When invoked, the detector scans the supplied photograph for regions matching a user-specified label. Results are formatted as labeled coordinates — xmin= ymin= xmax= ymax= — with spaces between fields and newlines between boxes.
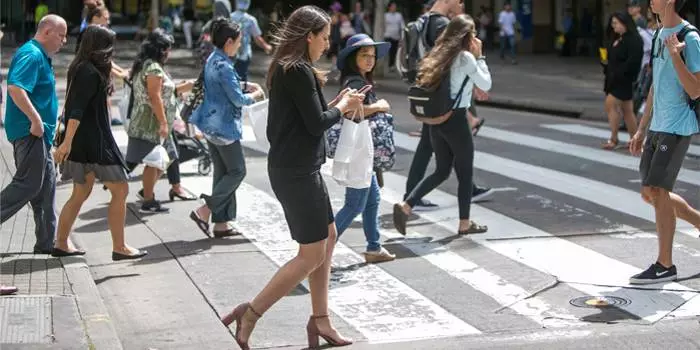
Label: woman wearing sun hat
xmin=329 ymin=33 xmax=397 ymax=263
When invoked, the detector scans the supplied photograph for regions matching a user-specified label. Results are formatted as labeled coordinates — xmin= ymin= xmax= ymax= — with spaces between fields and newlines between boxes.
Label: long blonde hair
xmin=417 ymin=14 xmax=476 ymax=90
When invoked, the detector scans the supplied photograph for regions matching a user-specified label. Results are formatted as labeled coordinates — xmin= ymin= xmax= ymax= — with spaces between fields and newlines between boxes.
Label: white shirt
xmin=638 ymin=27 xmax=653 ymax=68
xmin=498 ymin=10 xmax=517 ymax=36
xmin=384 ymin=12 xmax=404 ymax=40
xmin=450 ymin=51 xmax=492 ymax=109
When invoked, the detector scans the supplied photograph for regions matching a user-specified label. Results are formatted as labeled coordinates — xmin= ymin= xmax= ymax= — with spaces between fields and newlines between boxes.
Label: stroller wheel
xmin=198 ymin=158 xmax=211 ymax=176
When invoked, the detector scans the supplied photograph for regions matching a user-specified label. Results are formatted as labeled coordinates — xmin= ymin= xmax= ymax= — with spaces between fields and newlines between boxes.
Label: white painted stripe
xmin=667 ymin=294 xmax=700 ymax=319
xmin=541 ymin=123 xmax=700 ymax=157
xmin=239 ymin=125 xmax=581 ymax=328
xmin=391 ymin=131 xmax=698 ymax=233
xmin=180 ymin=176 xmax=481 ymax=343
xmin=372 ymin=169 xmax=699 ymax=324
xmin=479 ymin=126 xmax=700 ymax=187
xmin=246 ymin=124 xmax=700 ymax=322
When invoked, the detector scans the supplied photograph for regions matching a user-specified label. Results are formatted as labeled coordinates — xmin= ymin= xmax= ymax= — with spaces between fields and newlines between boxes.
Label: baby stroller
xmin=172 ymin=117 xmax=212 ymax=176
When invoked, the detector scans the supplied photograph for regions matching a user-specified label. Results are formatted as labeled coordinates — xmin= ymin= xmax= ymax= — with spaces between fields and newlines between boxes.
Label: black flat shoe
xmin=112 ymin=250 xmax=148 ymax=261
xmin=51 ymin=248 xmax=87 ymax=257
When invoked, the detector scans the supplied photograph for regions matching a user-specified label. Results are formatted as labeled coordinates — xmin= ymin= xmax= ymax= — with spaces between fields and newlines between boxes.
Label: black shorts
xmin=639 ymin=131 xmax=691 ymax=191
xmin=268 ymin=167 xmax=334 ymax=245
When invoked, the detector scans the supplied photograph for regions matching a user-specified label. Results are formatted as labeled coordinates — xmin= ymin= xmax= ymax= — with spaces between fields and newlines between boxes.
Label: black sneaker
xmin=629 ymin=262 xmax=677 ymax=285
xmin=139 ymin=200 xmax=170 ymax=214
xmin=472 ymin=186 xmax=494 ymax=203
xmin=412 ymin=199 xmax=439 ymax=212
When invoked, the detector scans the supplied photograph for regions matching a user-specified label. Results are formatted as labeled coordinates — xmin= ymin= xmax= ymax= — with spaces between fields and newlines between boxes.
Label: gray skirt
xmin=125 ymin=136 xmax=178 ymax=166
xmin=60 ymin=161 xmax=128 ymax=184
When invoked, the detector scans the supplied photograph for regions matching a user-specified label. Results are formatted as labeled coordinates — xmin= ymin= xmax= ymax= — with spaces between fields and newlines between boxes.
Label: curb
xmin=246 ymin=67 xmax=594 ymax=120
xmin=62 ymin=234 xmax=124 ymax=350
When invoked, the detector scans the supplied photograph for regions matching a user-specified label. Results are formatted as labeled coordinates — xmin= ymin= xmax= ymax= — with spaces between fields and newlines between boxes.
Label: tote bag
xmin=243 ymin=93 xmax=269 ymax=151
xmin=332 ymin=108 xmax=374 ymax=189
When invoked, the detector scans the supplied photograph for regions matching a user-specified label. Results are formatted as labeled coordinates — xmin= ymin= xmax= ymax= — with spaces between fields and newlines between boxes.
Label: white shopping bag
xmin=243 ymin=98 xmax=270 ymax=151
xmin=142 ymin=143 xmax=171 ymax=171
xmin=332 ymin=109 xmax=374 ymax=189
xmin=117 ymin=84 xmax=131 ymax=127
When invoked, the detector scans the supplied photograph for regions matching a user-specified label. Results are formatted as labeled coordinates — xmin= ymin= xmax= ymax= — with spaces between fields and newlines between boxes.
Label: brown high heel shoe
xmin=306 ymin=315 xmax=353 ymax=349
xmin=221 ymin=302 xmax=261 ymax=350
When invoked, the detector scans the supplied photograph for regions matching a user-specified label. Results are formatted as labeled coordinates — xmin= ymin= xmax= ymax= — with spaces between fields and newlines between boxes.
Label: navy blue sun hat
xmin=336 ymin=33 xmax=391 ymax=71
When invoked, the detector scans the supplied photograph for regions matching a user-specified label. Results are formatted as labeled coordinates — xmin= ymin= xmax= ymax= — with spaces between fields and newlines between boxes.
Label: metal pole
xmin=151 ymin=0 xmax=159 ymax=32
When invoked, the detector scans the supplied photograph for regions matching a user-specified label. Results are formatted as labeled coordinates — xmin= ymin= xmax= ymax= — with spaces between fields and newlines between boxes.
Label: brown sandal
xmin=601 ymin=139 xmax=618 ymax=150
xmin=458 ymin=221 xmax=488 ymax=235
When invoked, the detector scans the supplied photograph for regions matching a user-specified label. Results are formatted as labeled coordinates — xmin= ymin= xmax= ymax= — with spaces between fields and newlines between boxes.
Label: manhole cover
xmin=569 ymin=296 xmax=631 ymax=308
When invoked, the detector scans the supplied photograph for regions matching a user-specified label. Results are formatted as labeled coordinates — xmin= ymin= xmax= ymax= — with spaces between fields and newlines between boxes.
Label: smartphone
xmin=329 ymin=87 xmax=351 ymax=106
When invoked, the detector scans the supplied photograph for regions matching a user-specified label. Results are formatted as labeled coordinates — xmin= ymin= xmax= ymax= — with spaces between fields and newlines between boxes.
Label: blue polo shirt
xmin=4 ymin=39 xmax=58 ymax=146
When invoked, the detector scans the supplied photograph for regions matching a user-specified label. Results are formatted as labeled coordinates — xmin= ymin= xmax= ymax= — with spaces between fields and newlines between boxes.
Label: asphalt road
xmin=53 ymin=74 xmax=700 ymax=349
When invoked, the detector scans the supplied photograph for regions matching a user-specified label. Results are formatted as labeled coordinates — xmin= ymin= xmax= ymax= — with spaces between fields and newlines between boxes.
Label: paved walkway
xmin=2 ymin=40 xmax=607 ymax=120
xmin=0 ymin=134 xmax=122 ymax=349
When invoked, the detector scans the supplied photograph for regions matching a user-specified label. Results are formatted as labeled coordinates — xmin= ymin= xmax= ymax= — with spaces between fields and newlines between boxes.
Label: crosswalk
xmin=109 ymin=117 xmax=700 ymax=346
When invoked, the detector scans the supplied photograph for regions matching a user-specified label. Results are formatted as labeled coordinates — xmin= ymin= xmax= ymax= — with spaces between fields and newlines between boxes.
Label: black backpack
xmin=396 ymin=13 xmax=441 ymax=84
xmin=650 ymin=24 xmax=700 ymax=125
xmin=408 ymin=70 xmax=469 ymax=122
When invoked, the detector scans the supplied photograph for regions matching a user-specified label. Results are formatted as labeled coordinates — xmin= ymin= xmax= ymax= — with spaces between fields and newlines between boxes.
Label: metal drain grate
xmin=569 ymin=296 xmax=632 ymax=308
xmin=0 ymin=297 xmax=53 ymax=344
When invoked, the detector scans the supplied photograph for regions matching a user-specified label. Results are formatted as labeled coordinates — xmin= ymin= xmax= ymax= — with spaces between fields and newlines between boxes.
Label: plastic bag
xmin=243 ymin=97 xmax=269 ymax=151
xmin=332 ymin=108 xmax=374 ymax=189
xmin=142 ymin=143 xmax=171 ymax=171
xmin=117 ymin=84 xmax=132 ymax=127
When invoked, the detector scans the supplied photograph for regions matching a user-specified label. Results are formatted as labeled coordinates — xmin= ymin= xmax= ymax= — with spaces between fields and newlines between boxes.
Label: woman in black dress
xmin=53 ymin=25 xmax=147 ymax=261
xmin=220 ymin=5 xmax=364 ymax=350
xmin=602 ymin=12 xmax=643 ymax=150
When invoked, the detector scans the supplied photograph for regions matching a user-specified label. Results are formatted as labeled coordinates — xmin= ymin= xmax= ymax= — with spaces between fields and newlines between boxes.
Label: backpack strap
xmin=452 ymin=75 xmax=471 ymax=109
xmin=650 ymin=28 xmax=660 ymax=70
xmin=677 ymin=24 xmax=700 ymax=62
xmin=418 ymin=13 xmax=441 ymax=58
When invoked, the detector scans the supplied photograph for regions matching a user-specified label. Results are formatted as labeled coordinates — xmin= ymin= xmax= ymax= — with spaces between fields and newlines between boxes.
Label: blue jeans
xmin=500 ymin=35 xmax=516 ymax=59
xmin=334 ymin=174 xmax=381 ymax=252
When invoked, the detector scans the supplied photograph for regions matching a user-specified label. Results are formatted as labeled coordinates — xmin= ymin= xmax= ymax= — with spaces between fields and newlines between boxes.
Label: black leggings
xmin=386 ymin=38 xmax=399 ymax=68
xmin=406 ymin=108 xmax=474 ymax=219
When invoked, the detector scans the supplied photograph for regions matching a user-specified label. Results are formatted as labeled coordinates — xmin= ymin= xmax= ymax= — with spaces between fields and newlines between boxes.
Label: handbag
xmin=328 ymin=112 xmax=395 ymax=172
xmin=368 ymin=112 xmax=395 ymax=171
xmin=180 ymin=68 xmax=205 ymax=122
xmin=242 ymin=91 xmax=269 ymax=151
xmin=332 ymin=107 xmax=374 ymax=189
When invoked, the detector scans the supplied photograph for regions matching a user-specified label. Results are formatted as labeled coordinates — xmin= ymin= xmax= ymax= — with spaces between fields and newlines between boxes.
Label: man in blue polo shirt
xmin=629 ymin=0 xmax=700 ymax=284
xmin=1 ymin=14 xmax=67 ymax=255
xmin=230 ymin=0 xmax=272 ymax=81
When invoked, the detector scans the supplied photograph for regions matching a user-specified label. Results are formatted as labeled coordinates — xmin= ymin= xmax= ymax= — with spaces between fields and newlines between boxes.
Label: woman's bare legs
xmin=54 ymin=174 xmax=95 ymax=252
xmin=603 ymin=94 xmax=621 ymax=149
xmin=307 ymin=223 xmax=348 ymax=338
xmin=233 ymin=236 xmax=328 ymax=344
xmin=142 ymin=166 xmax=162 ymax=201
xmin=103 ymin=181 xmax=140 ymax=254
xmin=620 ymin=100 xmax=638 ymax=139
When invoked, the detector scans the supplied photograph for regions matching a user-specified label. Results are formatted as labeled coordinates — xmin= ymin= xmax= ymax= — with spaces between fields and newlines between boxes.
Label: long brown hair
xmin=68 ymin=25 xmax=115 ymax=94
xmin=266 ymin=5 xmax=330 ymax=89
xmin=417 ymin=14 xmax=476 ymax=90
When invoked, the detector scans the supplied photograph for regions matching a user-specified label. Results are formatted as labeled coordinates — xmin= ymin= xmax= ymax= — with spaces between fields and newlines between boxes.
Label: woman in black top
xmin=53 ymin=26 xmax=147 ymax=261
xmin=220 ymin=6 xmax=363 ymax=350
xmin=602 ymin=12 xmax=643 ymax=150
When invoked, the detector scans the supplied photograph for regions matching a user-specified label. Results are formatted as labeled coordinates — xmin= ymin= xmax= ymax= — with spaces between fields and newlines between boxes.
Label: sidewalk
xmin=0 ymin=135 xmax=122 ymax=349
xmin=2 ymin=40 xmax=608 ymax=121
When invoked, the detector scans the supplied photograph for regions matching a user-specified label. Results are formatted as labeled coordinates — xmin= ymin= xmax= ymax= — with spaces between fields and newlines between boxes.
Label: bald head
xmin=35 ymin=15 xmax=67 ymax=54
xmin=37 ymin=14 xmax=66 ymax=32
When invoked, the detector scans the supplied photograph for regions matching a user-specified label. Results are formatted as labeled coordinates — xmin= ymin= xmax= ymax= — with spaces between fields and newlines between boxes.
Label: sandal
xmin=601 ymin=139 xmax=618 ymax=150
xmin=458 ymin=221 xmax=488 ymax=235
xmin=189 ymin=210 xmax=210 ymax=237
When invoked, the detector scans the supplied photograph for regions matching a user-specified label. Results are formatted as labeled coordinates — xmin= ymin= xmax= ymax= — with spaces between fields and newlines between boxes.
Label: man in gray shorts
xmin=628 ymin=0 xmax=700 ymax=285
